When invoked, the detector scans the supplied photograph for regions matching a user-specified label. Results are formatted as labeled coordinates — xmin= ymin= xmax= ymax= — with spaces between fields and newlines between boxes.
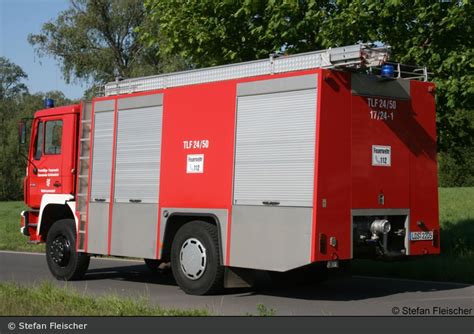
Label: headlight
xmin=370 ymin=219 xmax=391 ymax=235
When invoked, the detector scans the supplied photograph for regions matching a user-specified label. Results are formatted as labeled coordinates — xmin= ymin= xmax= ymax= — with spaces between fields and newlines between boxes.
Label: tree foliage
xmin=142 ymin=0 xmax=473 ymax=184
xmin=0 ymin=57 xmax=28 ymax=199
xmin=28 ymin=0 xmax=185 ymax=87
xmin=0 ymin=57 xmax=28 ymax=100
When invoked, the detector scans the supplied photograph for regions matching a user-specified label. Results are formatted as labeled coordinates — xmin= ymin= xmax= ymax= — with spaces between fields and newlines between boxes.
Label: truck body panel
xmin=80 ymin=68 xmax=439 ymax=270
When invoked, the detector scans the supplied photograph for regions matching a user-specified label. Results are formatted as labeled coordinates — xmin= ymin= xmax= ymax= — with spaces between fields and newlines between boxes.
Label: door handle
xmin=53 ymin=181 xmax=61 ymax=187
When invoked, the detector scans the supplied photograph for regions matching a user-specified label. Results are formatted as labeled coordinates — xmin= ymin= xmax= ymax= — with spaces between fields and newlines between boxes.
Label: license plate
xmin=410 ymin=231 xmax=434 ymax=241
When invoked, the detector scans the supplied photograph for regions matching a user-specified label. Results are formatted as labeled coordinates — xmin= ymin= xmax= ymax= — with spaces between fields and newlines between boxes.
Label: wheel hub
xmin=179 ymin=238 xmax=207 ymax=280
xmin=50 ymin=235 xmax=71 ymax=267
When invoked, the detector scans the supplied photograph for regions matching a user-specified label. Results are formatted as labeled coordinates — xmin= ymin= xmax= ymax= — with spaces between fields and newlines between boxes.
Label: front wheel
xmin=46 ymin=219 xmax=90 ymax=280
xmin=171 ymin=221 xmax=224 ymax=295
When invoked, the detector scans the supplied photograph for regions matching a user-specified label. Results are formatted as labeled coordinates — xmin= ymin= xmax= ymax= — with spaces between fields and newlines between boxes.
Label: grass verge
xmin=0 ymin=282 xmax=208 ymax=316
xmin=0 ymin=201 xmax=44 ymax=252
xmin=352 ymin=187 xmax=474 ymax=284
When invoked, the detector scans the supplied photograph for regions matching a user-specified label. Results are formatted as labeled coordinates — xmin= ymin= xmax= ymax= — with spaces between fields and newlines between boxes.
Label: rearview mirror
xmin=19 ymin=121 xmax=27 ymax=144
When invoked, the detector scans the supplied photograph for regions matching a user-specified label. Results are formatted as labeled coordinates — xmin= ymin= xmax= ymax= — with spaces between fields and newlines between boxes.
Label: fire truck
xmin=19 ymin=44 xmax=439 ymax=295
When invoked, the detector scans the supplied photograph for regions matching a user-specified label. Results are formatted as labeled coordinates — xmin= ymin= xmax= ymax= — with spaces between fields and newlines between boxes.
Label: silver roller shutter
xmin=233 ymin=89 xmax=317 ymax=207
xmin=114 ymin=106 xmax=163 ymax=203
xmin=90 ymin=111 xmax=114 ymax=202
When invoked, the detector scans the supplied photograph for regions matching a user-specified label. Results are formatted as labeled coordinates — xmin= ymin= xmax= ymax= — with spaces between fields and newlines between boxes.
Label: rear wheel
xmin=171 ymin=221 xmax=224 ymax=295
xmin=46 ymin=219 xmax=90 ymax=280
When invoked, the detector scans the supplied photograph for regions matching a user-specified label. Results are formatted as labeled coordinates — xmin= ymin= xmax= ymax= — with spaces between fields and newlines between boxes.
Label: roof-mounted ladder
xmin=104 ymin=43 xmax=391 ymax=96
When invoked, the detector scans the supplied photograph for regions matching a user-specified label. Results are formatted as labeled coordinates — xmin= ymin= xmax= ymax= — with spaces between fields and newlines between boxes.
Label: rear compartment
xmin=350 ymin=75 xmax=439 ymax=259
xmin=84 ymin=69 xmax=439 ymax=267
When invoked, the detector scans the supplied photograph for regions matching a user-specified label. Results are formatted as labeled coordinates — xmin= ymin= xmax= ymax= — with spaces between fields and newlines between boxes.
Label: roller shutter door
xmin=90 ymin=111 xmax=114 ymax=202
xmin=233 ymin=89 xmax=317 ymax=207
xmin=114 ymin=106 xmax=163 ymax=203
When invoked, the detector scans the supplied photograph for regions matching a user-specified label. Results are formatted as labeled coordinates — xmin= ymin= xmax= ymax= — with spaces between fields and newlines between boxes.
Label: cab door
xmin=28 ymin=111 xmax=77 ymax=208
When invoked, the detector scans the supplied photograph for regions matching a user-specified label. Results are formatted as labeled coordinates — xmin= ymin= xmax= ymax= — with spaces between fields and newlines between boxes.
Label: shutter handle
xmin=94 ymin=198 xmax=106 ymax=202
xmin=262 ymin=201 xmax=280 ymax=206
xmin=129 ymin=199 xmax=142 ymax=203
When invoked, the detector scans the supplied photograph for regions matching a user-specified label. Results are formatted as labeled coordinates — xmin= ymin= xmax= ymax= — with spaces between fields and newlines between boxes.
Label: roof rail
xmin=104 ymin=43 xmax=391 ymax=96
xmin=370 ymin=62 xmax=431 ymax=81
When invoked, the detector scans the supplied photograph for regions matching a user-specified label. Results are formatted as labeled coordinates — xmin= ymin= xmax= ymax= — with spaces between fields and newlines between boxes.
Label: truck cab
xmin=21 ymin=102 xmax=80 ymax=241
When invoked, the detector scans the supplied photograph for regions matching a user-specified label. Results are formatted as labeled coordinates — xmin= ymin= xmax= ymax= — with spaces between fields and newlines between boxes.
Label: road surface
xmin=1 ymin=251 xmax=472 ymax=316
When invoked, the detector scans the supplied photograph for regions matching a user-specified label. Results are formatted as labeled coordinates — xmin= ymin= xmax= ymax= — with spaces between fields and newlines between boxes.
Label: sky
xmin=0 ymin=0 xmax=86 ymax=99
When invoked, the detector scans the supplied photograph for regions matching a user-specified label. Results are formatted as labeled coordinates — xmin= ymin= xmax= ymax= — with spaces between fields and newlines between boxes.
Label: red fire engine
xmin=19 ymin=44 xmax=439 ymax=295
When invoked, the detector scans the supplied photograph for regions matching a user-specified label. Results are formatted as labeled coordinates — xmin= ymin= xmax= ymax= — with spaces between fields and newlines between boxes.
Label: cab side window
xmin=33 ymin=122 xmax=44 ymax=160
xmin=45 ymin=120 xmax=63 ymax=155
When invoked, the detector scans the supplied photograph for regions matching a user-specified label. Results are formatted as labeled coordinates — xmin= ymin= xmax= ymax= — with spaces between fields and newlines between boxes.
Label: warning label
xmin=187 ymin=154 xmax=204 ymax=173
xmin=372 ymin=145 xmax=391 ymax=167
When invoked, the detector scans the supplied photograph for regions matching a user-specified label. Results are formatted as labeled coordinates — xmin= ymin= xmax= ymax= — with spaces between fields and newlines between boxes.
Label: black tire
xmin=171 ymin=221 xmax=224 ymax=295
xmin=144 ymin=259 xmax=164 ymax=273
xmin=46 ymin=219 xmax=90 ymax=280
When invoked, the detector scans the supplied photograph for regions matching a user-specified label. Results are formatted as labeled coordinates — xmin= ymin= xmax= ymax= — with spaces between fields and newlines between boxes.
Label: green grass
xmin=438 ymin=187 xmax=474 ymax=259
xmin=0 ymin=201 xmax=44 ymax=252
xmin=0 ymin=282 xmax=208 ymax=316
xmin=1 ymin=187 xmax=473 ymax=283
xmin=352 ymin=187 xmax=474 ymax=284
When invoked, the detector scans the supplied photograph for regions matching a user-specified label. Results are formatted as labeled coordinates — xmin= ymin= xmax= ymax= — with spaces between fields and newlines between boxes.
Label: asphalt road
xmin=1 ymin=251 xmax=472 ymax=316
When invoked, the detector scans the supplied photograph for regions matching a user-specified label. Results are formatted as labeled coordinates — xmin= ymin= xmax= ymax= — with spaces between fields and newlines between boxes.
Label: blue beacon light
xmin=44 ymin=98 xmax=55 ymax=108
xmin=381 ymin=64 xmax=395 ymax=78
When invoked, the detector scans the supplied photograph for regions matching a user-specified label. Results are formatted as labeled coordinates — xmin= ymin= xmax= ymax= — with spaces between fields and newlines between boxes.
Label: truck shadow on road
xmin=248 ymin=276 xmax=467 ymax=301
xmin=85 ymin=263 xmax=177 ymax=286
xmin=83 ymin=263 xmax=467 ymax=301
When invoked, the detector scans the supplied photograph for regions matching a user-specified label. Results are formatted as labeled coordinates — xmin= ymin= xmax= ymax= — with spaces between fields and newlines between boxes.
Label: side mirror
xmin=19 ymin=121 xmax=27 ymax=144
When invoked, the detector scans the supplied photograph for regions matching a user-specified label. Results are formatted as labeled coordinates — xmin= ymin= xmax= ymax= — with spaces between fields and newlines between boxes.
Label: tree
xmin=0 ymin=57 xmax=28 ymax=100
xmin=28 ymin=0 xmax=184 ymax=88
xmin=141 ymin=0 xmax=473 ymax=185
xmin=141 ymin=0 xmax=333 ymax=67
xmin=0 ymin=57 xmax=29 ymax=199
